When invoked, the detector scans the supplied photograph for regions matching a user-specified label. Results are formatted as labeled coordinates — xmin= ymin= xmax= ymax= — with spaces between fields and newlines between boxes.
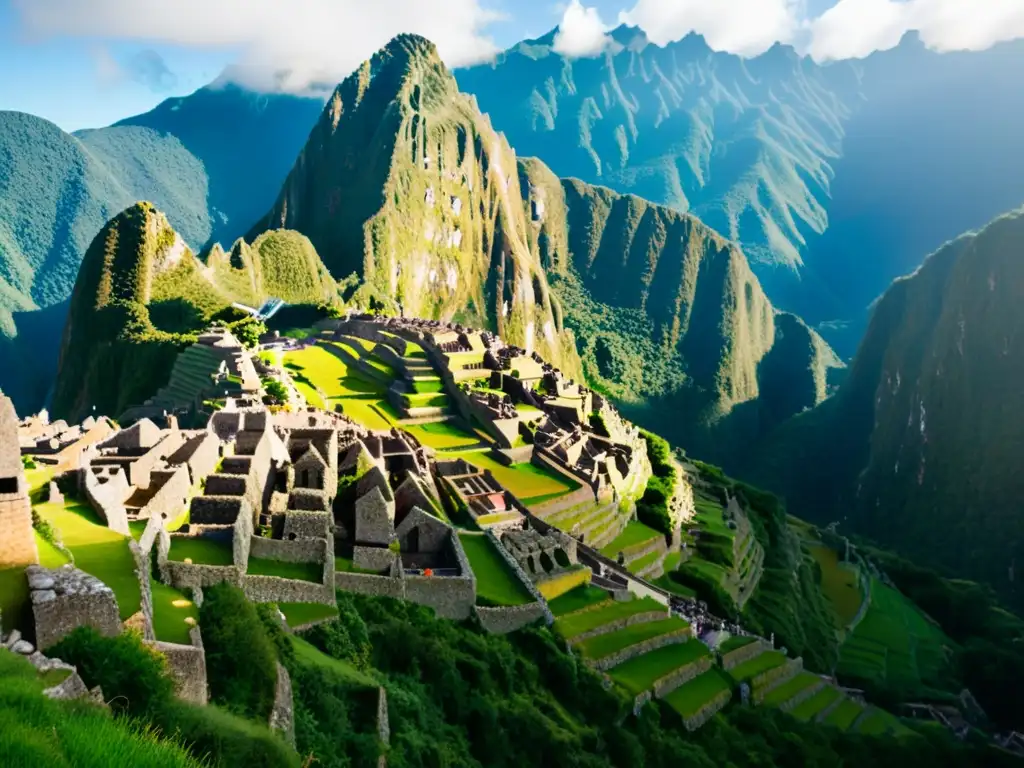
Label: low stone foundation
xmin=28 ymin=565 xmax=122 ymax=651
xmin=474 ymin=602 xmax=547 ymax=634
xmin=243 ymin=575 xmax=334 ymax=605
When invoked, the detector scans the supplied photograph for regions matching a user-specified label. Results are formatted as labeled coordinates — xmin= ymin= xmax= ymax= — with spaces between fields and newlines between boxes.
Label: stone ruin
xmin=26 ymin=565 xmax=122 ymax=651
xmin=500 ymin=526 xmax=578 ymax=580
xmin=0 ymin=393 xmax=38 ymax=568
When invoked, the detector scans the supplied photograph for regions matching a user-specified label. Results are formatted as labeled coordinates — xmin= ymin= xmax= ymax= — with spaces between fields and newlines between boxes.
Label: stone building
xmin=0 ymin=393 xmax=38 ymax=568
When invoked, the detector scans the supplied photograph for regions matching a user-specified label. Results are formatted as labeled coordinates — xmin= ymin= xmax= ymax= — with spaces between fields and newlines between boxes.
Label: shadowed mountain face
xmin=0 ymin=89 xmax=322 ymax=413
xmin=52 ymin=201 xmax=335 ymax=421
xmin=249 ymin=34 xmax=581 ymax=372
xmin=519 ymin=158 xmax=841 ymax=460
xmin=457 ymin=30 xmax=1024 ymax=351
xmin=745 ymin=207 xmax=1024 ymax=607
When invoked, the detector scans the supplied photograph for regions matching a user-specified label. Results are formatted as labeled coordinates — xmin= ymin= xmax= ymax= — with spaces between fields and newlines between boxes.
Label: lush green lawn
xmin=548 ymin=585 xmax=611 ymax=617
xmin=35 ymin=501 xmax=141 ymax=621
xmin=627 ymin=550 xmax=663 ymax=575
xmin=554 ymin=596 xmax=665 ymax=639
xmin=411 ymin=377 xmax=445 ymax=394
xmin=150 ymin=580 xmax=198 ymax=645
xmin=458 ymin=451 xmax=579 ymax=505
xmin=664 ymin=668 xmax=732 ymax=718
xmin=404 ymin=392 xmax=449 ymax=408
xmin=247 ymin=557 xmax=323 ymax=583
xmin=760 ymin=671 xmax=822 ymax=707
xmin=0 ymin=533 xmax=69 ymax=634
xmin=458 ymin=533 xmax=534 ymax=606
xmin=837 ymin=577 xmax=952 ymax=688
xmin=283 ymin=345 xmax=385 ymax=398
xmin=575 ymin=618 xmax=689 ymax=662
xmin=403 ymin=421 xmax=480 ymax=450
xmin=290 ymin=636 xmax=377 ymax=687
xmin=719 ymin=635 xmax=756 ymax=653
xmin=727 ymin=650 xmax=787 ymax=683
xmin=167 ymin=536 xmax=234 ymax=566
xmin=608 ymin=640 xmax=711 ymax=695
xmin=809 ymin=544 xmax=864 ymax=628
xmin=790 ymin=686 xmax=845 ymax=721
xmin=600 ymin=521 xmax=663 ymax=558
xmin=823 ymin=697 xmax=863 ymax=730
xmin=279 ymin=602 xmax=339 ymax=628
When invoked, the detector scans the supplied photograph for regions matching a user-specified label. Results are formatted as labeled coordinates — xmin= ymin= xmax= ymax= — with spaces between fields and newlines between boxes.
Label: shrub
xmin=231 ymin=319 xmax=267 ymax=349
xmin=302 ymin=593 xmax=372 ymax=670
xmin=199 ymin=583 xmax=280 ymax=720
xmin=262 ymin=378 xmax=289 ymax=404
xmin=48 ymin=627 xmax=174 ymax=719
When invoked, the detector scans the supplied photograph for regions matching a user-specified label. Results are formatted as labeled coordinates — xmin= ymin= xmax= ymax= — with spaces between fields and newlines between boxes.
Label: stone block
xmin=28 ymin=565 xmax=121 ymax=651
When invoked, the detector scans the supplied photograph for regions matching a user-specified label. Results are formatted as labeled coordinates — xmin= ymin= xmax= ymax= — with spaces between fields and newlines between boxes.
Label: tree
xmin=234 ymin=319 xmax=267 ymax=349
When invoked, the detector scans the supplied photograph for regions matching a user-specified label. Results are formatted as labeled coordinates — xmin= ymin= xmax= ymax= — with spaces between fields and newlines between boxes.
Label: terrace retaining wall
xmin=653 ymin=655 xmax=713 ymax=699
xmin=154 ymin=626 xmax=208 ymax=705
xmin=567 ymin=610 xmax=671 ymax=645
xmin=243 ymin=575 xmax=335 ymax=605
xmin=720 ymin=640 xmax=772 ymax=670
xmin=483 ymin=529 xmax=554 ymax=626
xmin=752 ymin=658 xmax=804 ymax=703
xmin=474 ymin=602 xmax=547 ymax=634
xmin=682 ymin=688 xmax=732 ymax=731
xmin=591 ymin=626 xmax=690 ymax=672
xmin=777 ymin=678 xmax=827 ymax=713
xmin=269 ymin=662 xmax=296 ymax=747
xmin=249 ymin=535 xmax=326 ymax=563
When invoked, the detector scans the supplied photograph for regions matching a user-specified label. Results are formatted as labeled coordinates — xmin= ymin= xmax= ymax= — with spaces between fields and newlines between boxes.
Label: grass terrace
xmin=790 ymin=686 xmax=845 ymax=722
xmin=823 ymin=697 xmax=863 ymax=729
xmin=809 ymin=544 xmax=864 ymax=628
xmin=457 ymin=451 xmax=580 ymax=506
xmin=663 ymin=668 xmax=733 ymax=718
xmin=608 ymin=640 xmax=711 ymax=696
xmin=554 ymin=596 xmax=665 ymax=640
xmin=719 ymin=635 xmax=756 ymax=653
xmin=278 ymin=602 xmax=340 ymax=629
xmin=150 ymin=580 xmax=198 ymax=645
xmin=548 ymin=585 xmax=612 ymax=617
xmin=403 ymin=421 xmax=480 ymax=450
xmin=167 ymin=536 xmax=234 ymax=566
xmin=627 ymin=550 xmax=663 ymax=575
xmin=0 ymin=533 xmax=69 ymax=633
xmin=760 ymin=671 xmax=822 ymax=707
xmin=727 ymin=650 xmax=787 ymax=683
xmin=35 ymin=500 xmax=142 ymax=620
xmin=334 ymin=554 xmax=386 ymax=575
xmin=458 ymin=533 xmax=534 ymax=607
xmin=575 ymin=617 xmax=689 ymax=662
xmin=600 ymin=521 xmax=663 ymax=558
xmin=247 ymin=557 xmax=323 ymax=583
xmin=290 ymin=636 xmax=377 ymax=687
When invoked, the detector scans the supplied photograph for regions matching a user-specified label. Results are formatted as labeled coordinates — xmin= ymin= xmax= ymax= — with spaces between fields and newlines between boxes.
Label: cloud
xmin=810 ymin=0 xmax=1024 ymax=60
xmin=553 ymin=1 xmax=612 ymax=58
xmin=125 ymin=50 xmax=179 ymax=92
xmin=13 ymin=0 xmax=504 ymax=94
xmin=619 ymin=0 xmax=806 ymax=55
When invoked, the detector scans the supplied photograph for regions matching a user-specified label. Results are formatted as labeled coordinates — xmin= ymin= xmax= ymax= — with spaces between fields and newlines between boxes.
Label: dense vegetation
xmin=51 ymin=203 xmax=339 ymax=421
xmin=635 ymin=431 xmax=676 ymax=536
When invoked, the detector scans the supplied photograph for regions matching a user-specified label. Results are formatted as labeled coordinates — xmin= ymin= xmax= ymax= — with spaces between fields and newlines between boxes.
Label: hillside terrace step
xmin=557 ymin=597 xmax=669 ymax=644
xmin=606 ymin=639 xmax=713 ymax=699
xmin=814 ymin=691 xmax=847 ymax=723
xmin=587 ymin=514 xmax=629 ymax=551
xmin=578 ymin=618 xmax=692 ymax=672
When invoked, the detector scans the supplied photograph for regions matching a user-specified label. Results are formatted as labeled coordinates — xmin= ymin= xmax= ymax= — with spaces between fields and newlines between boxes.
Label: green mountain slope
xmin=0 ymin=89 xmax=323 ymax=415
xmin=52 ymin=203 xmax=336 ymax=421
xmin=745 ymin=207 xmax=1024 ymax=607
xmin=249 ymin=34 xmax=580 ymax=373
xmin=519 ymin=157 xmax=840 ymax=459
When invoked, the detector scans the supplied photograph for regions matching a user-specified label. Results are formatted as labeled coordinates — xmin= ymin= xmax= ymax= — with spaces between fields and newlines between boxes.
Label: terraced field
xmin=792 ymin=686 xmax=846 ymax=722
xmin=727 ymin=649 xmax=787 ymax=683
xmin=456 ymin=450 xmax=579 ymax=506
xmin=608 ymin=640 xmax=711 ymax=696
xmin=458 ymin=532 xmax=534 ymax=607
xmin=403 ymin=421 xmax=480 ymax=451
xmin=555 ymin=596 xmax=666 ymax=640
xmin=809 ymin=544 xmax=865 ymax=628
xmin=664 ymin=668 xmax=732 ymax=718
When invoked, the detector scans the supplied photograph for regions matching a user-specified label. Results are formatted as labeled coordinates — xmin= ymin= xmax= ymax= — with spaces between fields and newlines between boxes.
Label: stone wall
xmin=233 ymin=504 xmax=254 ymax=567
xmin=334 ymin=571 xmax=405 ymax=600
xmin=682 ymin=688 xmax=732 ymax=731
xmin=720 ymin=640 xmax=772 ymax=671
xmin=154 ymin=625 xmax=208 ymax=704
xmin=141 ymin=465 xmax=191 ymax=523
xmin=242 ymin=575 xmax=334 ymax=605
xmin=652 ymin=656 xmax=713 ymax=699
xmin=81 ymin=465 xmax=131 ymax=536
xmin=778 ymin=677 xmax=826 ymax=713
xmin=591 ymin=626 xmax=690 ymax=672
xmin=354 ymin=545 xmax=398 ymax=572
xmin=162 ymin=561 xmax=244 ymax=590
xmin=403 ymin=574 xmax=474 ymax=620
xmin=567 ymin=609 xmax=670 ymax=645
xmin=377 ymin=686 xmax=390 ymax=753
xmin=28 ymin=566 xmax=122 ymax=651
xmin=752 ymin=658 xmax=803 ymax=702
xmin=203 ymin=475 xmax=248 ymax=496
xmin=474 ymin=602 xmax=547 ymax=634
xmin=249 ymin=535 xmax=326 ymax=563
xmin=483 ymin=529 xmax=553 ymax=625
xmin=283 ymin=511 xmax=332 ymax=539
xmin=128 ymin=541 xmax=155 ymax=642
xmin=269 ymin=662 xmax=296 ymax=747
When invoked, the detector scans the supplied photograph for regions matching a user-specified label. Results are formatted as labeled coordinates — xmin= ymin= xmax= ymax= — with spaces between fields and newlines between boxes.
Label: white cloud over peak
xmin=13 ymin=0 xmax=504 ymax=94
xmin=619 ymin=0 xmax=805 ymax=55
xmin=810 ymin=0 xmax=1024 ymax=61
xmin=553 ymin=0 xmax=612 ymax=58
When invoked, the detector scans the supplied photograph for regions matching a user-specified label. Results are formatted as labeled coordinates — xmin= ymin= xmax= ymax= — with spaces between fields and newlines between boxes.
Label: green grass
xmin=456 ymin=451 xmax=579 ymax=505
xmin=35 ymin=501 xmax=142 ymax=621
xmin=128 ymin=520 xmax=148 ymax=540
xmin=809 ymin=544 xmax=864 ymax=628
xmin=554 ymin=596 xmax=665 ymax=639
xmin=575 ymin=618 xmax=689 ymax=661
xmin=247 ymin=557 xmax=323 ymax=583
xmin=289 ymin=636 xmax=377 ymax=687
xmin=167 ymin=536 xmax=234 ymax=566
xmin=627 ymin=550 xmax=663 ymax=575
xmin=547 ymin=585 xmax=611 ymax=617
xmin=719 ymin=635 xmax=756 ymax=653
xmin=727 ymin=650 xmax=787 ymax=683
xmin=760 ymin=671 xmax=822 ymax=707
xmin=458 ymin=533 xmax=534 ymax=607
xmin=607 ymin=640 xmax=710 ymax=695
xmin=837 ymin=577 xmax=952 ymax=688
xmin=334 ymin=555 xmax=385 ymax=575
xmin=283 ymin=345 xmax=385 ymax=398
xmin=403 ymin=421 xmax=480 ymax=450
xmin=600 ymin=521 xmax=663 ymax=558
xmin=823 ymin=697 xmax=863 ymax=730
xmin=663 ymin=668 xmax=733 ymax=718
xmin=278 ymin=602 xmax=340 ymax=628
xmin=150 ymin=580 xmax=198 ymax=645
xmin=791 ymin=686 xmax=845 ymax=722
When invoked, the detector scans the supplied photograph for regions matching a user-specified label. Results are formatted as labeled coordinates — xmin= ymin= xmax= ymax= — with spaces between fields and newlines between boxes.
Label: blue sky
xmin=2 ymin=0 xmax=1021 ymax=133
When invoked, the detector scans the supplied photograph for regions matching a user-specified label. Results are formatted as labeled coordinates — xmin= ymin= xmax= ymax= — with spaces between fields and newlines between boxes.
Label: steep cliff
xmin=53 ymin=203 xmax=336 ymax=421
xmin=519 ymin=157 xmax=840 ymax=459
xmin=250 ymin=34 xmax=580 ymax=374
xmin=747 ymin=207 xmax=1024 ymax=605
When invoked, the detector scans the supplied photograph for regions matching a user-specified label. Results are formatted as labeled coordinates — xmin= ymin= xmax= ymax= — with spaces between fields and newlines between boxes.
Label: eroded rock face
xmin=27 ymin=565 xmax=121 ymax=651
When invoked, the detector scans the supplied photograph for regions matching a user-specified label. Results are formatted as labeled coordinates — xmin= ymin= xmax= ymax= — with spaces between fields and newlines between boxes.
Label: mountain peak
xmin=673 ymin=31 xmax=713 ymax=58
xmin=609 ymin=24 xmax=649 ymax=51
